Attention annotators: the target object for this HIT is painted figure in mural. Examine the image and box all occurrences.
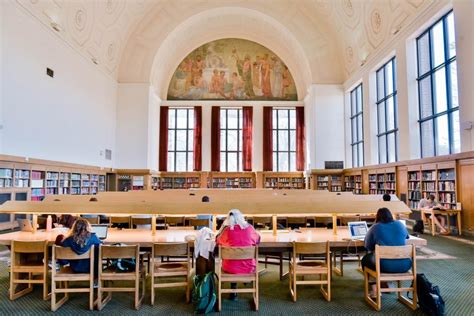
[191,55,204,84]
[282,66,292,99]
[183,57,193,90]
[218,71,228,97]
[252,56,262,96]
[209,69,221,94]
[232,50,255,98]
[261,54,272,98]
[186,74,208,99]
[271,56,283,98]
[230,72,245,99]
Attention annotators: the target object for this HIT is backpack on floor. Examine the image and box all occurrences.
[413,220,424,234]
[416,273,445,316]
[192,272,217,314]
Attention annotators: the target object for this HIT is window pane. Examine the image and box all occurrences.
[188,153,194,171]
[434,69,447,114]
[289,110,296,129]
[220,110,227,129]
[447,12,456,59]
[352,146,357,167]
[435,115,450,156]
[272,130,277,151]
[358,143,364,166]
[278,110,288,128]
[387,133,396,163]
[378,135,387,164]
[386,97,395,131]
[377,69,384,101]
[417,33,430,76]
[421,120,434,157]
[278,153,289,171]
[176,152,187,171]
[227,130,238,151]
[176,110,187,128]
[450,61,459,108]
[452,110,460,154]
[356,87,362,112]
[168,109,176,128]
[188,110,194,129]
[227,152,238,172]
[378,102,386,134]
[357,115,363,141]
[176,130,187,150]
[272,109,277,129]
[167,152,175,171]
[278,130,289,151]
[351,119,357,144]
[290,153,296,172]
[386,61,394,95]
[419,76,433,118]
[168,130,175,151]
[220,130,226,151]
[351,91,356,115]
[228,110,238,129]
[432,21,445,68]
[220,153,226,172]
[273,154,277,171]
[290,130,296,151]
[188,130,194,151]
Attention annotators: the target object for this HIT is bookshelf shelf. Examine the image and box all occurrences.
[208,172,255,189]
[261,172,306,189]
[344,172,362,194]
[310,170,343,192]
[159,172,204,189]
[368,168,397,195]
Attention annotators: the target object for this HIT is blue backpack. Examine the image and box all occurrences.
[192,272,217,314]
[417,273,445,316]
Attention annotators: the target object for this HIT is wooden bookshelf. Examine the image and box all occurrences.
[159,172,206,189]
[310,170,343,191]
[259,172,306,189]
[208,172,256,189]
[437,162,457,209]
[368,168,397,195]
[407,165,421,209]
[344,171,362,194]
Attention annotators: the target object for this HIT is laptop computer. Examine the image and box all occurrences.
[348,221,369,240]
[91,224,108,240]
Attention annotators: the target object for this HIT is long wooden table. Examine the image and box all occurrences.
[420,208,462,236]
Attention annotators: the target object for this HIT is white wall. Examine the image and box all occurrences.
[1,3,116,167]
[305,85,345,169]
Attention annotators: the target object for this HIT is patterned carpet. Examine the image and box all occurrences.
[0,234,472,315]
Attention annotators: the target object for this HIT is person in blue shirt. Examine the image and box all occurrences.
[59,218,102,275]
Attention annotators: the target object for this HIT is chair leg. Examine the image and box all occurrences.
[89,280,94,311]
[134,278,141,310]
[186,275,190,303]
[218,279,222,312]
[254,279,259,311]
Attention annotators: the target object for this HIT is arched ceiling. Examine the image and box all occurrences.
[15,0,436,98]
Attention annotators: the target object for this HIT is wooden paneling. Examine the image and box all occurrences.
[458,160,474,233]
[397,166,408,202]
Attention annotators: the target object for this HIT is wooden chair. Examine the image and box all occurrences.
[151,243,191,305]
[364,244,417,311]
[109,216,131,228]
[97,245,145,310]
[165,216,185,227]
[51,245,94,311]
[131,217,152,228]
[81,216,99,224]
[289,241,331,302]
[217,246,259,311]
[187,218,210,229]
[10,240,49,301]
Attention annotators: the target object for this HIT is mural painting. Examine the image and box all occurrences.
[167,38,297,101]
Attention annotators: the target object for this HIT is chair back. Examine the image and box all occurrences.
[53,245,93,261]
[165,216,185,226]
[110,216,131,225]
[187,218,209,228]
[131,217,152,227]
[12,240,47,254]
[375,245,415,260]
[100,245,139,260]
[293,241,329,255]
[153,243,188,257]
[220,246,258,260]
[82,217,99,224]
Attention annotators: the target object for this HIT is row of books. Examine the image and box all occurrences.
[438,181,455,191]
[422,182,436,191]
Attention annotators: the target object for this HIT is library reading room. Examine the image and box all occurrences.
[0,0,473,315]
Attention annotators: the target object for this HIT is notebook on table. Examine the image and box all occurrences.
[91,224,109,240]
[348,221,368,241]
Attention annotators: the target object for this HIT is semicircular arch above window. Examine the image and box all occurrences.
[167,38,297,101]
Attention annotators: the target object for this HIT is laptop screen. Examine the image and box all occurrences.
[91,224,108,240]
[348,221,368,238]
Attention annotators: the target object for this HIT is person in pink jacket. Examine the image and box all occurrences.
[216,209,260,300]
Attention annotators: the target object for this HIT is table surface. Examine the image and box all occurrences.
[0,227,427,248]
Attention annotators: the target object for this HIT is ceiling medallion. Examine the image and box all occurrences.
[371,10,382,33]
[75,9,86,31]
[346,46,354,63]
[343,0,354,17]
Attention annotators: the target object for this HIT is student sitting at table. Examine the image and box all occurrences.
[419,194,448,235]
[361,208,411,296]
[216,209,260,300]
[56,218,102,275]
[382,193,391,202]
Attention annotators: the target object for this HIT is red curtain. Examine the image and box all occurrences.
[193,106,202,171]
[242,107,253,171]
[211,106,220,171]
[158,106,169,171]
[262,107,273,171]
[296,106,306,171]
